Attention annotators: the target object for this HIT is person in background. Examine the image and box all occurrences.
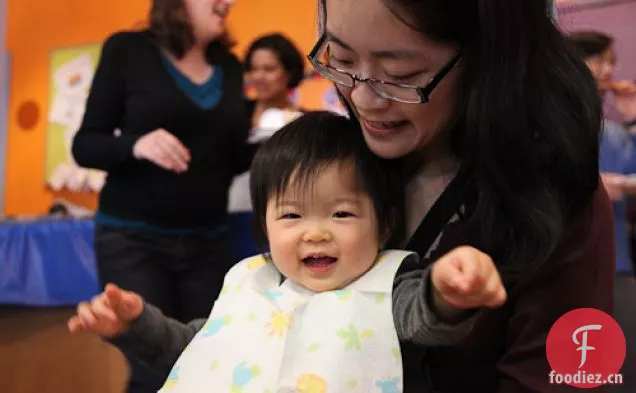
[71,0,249,392]
[568,30,636,392]
[228,33,306,259]
[568,31,636,274]
[244,33,306,130]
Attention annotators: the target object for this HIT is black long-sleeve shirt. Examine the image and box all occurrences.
[72,30,251,229]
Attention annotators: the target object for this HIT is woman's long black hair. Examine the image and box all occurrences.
[319,0,602,281]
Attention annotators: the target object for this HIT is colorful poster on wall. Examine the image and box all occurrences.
[45,42,106,193]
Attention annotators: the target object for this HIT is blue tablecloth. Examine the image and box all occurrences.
[0,214,260,307]
[0,218,99,307]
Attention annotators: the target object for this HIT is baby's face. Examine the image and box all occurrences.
[265,161,381,292]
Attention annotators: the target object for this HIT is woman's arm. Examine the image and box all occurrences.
[71,33,139,171]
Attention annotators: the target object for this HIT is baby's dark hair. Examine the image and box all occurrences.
[250,111,405,249]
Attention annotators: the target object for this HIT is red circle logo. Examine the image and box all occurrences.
[546,308,625,388]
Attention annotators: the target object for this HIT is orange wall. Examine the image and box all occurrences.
[4,0,318,216]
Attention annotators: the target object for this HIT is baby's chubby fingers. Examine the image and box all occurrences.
[91,295,118,323]
[482,272,507,308]
[103,283,143,322]
[441,246,488,294]
[451,258,484,294]
[454,261,507,308]
[76,301,98,328]
[67,315,87,334]
[431,246,507,310]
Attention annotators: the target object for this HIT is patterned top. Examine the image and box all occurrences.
[158,250,412,393]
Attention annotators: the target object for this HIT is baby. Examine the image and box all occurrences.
[68,111,506,393]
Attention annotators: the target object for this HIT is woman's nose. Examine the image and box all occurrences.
[348,81,391,112]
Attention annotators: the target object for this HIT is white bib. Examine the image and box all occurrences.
[159,250,414,393]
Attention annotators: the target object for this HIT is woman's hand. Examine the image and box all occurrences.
[600,172,627,201]
[67,284,144,338]
[133,128,191,173]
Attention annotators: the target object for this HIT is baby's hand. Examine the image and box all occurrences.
[431,246,506,309]
[67,283,144,338]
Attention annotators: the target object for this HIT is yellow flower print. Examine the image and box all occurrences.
[265,311,292,337]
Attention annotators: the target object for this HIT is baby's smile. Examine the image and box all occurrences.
[302,253,338,274]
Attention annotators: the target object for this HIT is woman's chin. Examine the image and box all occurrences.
[361,131,414,159]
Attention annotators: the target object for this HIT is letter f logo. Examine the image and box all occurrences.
[573,324,602,368]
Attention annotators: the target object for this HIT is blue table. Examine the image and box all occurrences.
[0,214,261,307]
[0,218,99,306]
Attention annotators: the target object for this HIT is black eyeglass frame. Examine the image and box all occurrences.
[307,33,462,104]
